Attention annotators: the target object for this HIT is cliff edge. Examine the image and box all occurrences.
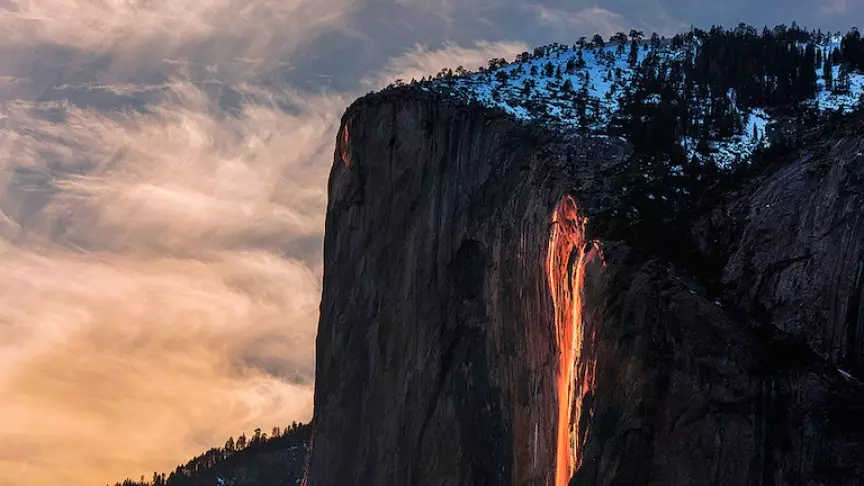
[303,89,864,486]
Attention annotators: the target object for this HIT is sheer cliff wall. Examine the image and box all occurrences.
[305,92,864,486]
[307,92,606,485]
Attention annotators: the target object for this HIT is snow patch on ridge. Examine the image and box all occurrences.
[421,38,864,170]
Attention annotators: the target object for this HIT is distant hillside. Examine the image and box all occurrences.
[398,24,864,170]
[109,423,310,486]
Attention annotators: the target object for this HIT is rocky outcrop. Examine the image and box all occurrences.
[304,91,864,486]
[704,120,864,373]
[578,245,864,485]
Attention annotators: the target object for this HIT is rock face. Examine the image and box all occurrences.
[304,91,864,486]
[720,126,864,371]
[578,247,864,485]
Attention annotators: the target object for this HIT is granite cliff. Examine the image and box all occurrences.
[304,76,864,486]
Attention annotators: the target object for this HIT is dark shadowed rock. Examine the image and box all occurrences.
[578,245,864,485]
[717,117,864,374]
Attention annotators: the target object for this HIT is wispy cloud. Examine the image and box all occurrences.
[0,0,353,53]
[2,84,342,256]
[0,80,340,485]
[0,0,353,484]
[820,0,853,14]
[526,4,627,38]
[367,40,529,85]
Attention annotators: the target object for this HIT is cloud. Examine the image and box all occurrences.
[0,0,355,483]
[526,4,628,38]
[1,82,342,258]
[367,40,530,86]
[523,2,686,39]
[820,0,853,14]
[0,0,353,54]
[0,0,364,100]
[0,79,341,486]
[0,245,318,485]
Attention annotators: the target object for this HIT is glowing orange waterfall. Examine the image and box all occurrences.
[546,195,598,486]
[340,123,352,167]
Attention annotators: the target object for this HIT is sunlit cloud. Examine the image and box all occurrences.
[526,4,628,38]
[0,0,354,55]
[367,40,530,86]
[0,245,318,485]
[524,2,685,39]
[1,83,342,257]
[0,0,352,483]
[0,80,339,485]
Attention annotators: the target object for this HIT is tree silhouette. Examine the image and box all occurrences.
[110,424,312,486]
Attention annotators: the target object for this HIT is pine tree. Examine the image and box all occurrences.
[823,57,834,92]
[615,35,627,55]
[628,39,640,67]
[225,437,235,454]
[521,80,532,97]
[836,64,851,94]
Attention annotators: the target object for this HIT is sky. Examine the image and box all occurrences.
[0,1,859,485]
